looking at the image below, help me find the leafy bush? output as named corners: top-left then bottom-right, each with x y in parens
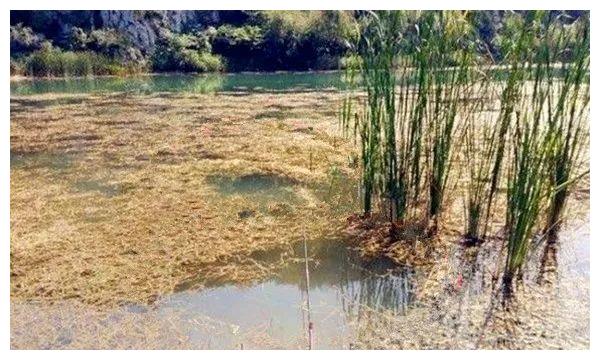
top-left (152, 32), bottom-right (223, 72)
top-left (65, 27), bottom-right (145, 65)
top-left (301, 11), bottom-right (356, 69)
top-left (253, 11), bottom-right (354, 70)
top-left (180, 51), bottom-right (223, 72)
top-left (210, 25), bottom-right (263, 71)
top-left (214, 25), bottom-right (263, 47)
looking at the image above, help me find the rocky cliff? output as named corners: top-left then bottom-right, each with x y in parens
top-left (10, 10), bottom-right (246, 55)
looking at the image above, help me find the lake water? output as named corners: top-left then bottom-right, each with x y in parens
top-left (10, 72), bottom-right (589, 349)
top-left (10, 67), bottom-right (576, 96)
top-left (10, 72), bottom-right (347, 95)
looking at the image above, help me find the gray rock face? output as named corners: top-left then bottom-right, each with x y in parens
top-left (10, 10), bottom-right (224, 55)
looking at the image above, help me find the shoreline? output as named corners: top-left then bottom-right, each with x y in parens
top-left (9, 69), bottom-right (344, 82)
top-left (11, 63), bottom-right (580, 83)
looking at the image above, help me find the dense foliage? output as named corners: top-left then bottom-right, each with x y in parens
top-left (151, 31), bottom-right (223, 72)
top-left (10, 10), bottom-right (588, 76)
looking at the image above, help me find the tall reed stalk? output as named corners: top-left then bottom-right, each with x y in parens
top-left (502, 91), bottom-right (550, 298)
top-left (421, 11), bottom-right (476, 221)
top-left (341, 11), bottom-right (408, 219)
top-left (542, 17), bottom-right (590, 242)
top-left (464, 13), bottom-right (532, 241)
top-left (462, 68), bottom-right (496, 240)
top-left (498, 11), bottom-right (591, 298)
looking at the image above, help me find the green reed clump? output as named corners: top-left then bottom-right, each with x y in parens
top-left (419, 11), bottom-right (477, 221)
top-left (503, 84), bottom-right (550, 298)
top-left (501, 12), bottom-right (547, 298)
top-left (463, 13), bottom-right (532, 241)
top-left (20, 46), bottom-right (132, 77)
top-left (342, 10), bottom-right (475, 224)
top-left (499, 11), bottom-right (590, 298)
top-left (341, 11), bottom-right (408, 219)
top-left (542, 17), bottom-right (590, 241)
top-left (340, 11), bottom-right (589, 265)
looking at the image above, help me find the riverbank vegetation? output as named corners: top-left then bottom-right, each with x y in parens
top-left (10, 10), bottom-right (587, 77)
top-left (10, 11), bottom-right (355, 76)
top-left (340, 10), bottom-right (589, 302)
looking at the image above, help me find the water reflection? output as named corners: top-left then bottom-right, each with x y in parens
top-left (156, 239), bottom-right (415, 349)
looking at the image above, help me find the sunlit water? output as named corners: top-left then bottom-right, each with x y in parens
top-left (10, 68), bottom-right (575, 96)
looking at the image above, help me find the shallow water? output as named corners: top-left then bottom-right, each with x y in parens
top-left (207, 174), bottom-right (299, 213)
top-left (106, 217), bottom-right (587, 349)
top-left (10, 151), bottom-right (74, 171)
top-left (155, 241), bottom-right (415, 349)
top-left (9, 195), bottom-right (590, 349)
top-left (11, 72), bottom-right (347, 95)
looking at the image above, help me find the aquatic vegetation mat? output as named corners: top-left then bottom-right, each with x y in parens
top-left (10, 89), bottom-right (589, 349)
top-left (10, 91), bottom-right (358, 306)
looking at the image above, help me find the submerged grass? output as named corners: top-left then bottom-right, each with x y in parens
top-left (10, 91), bottom-right (358, 306)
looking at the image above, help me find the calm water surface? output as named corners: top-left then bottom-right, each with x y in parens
top-left (11, 67), bottom-right (577, 96)
top-left (10, 72), bottom-right (347, 95)
top-left (155, 240), bottom-right (416, 349)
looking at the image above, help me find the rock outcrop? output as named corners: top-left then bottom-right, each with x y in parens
top-left (10, 10), bottom-right (232, 55)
